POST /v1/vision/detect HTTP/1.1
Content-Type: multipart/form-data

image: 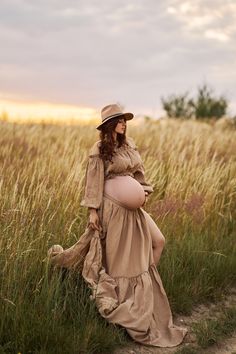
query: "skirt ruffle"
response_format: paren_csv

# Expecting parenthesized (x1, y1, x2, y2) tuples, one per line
(47, 193, 188, 347)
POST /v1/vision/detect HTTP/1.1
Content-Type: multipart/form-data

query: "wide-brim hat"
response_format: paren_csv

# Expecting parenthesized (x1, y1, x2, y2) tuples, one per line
(96, 103, 134, 130)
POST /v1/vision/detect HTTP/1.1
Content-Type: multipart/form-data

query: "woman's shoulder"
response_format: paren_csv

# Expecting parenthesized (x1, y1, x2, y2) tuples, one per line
(126, 136, 137, 149)
(89, 140, 102, 156)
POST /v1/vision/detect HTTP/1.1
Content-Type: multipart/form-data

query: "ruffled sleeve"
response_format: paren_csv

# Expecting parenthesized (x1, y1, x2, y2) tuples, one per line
(80, 141, 104, 209)
(133, 164, 154, 194)
(127, 136, 154, 195)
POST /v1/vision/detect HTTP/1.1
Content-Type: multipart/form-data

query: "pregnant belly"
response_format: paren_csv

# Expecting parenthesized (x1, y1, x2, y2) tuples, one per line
(104, 175, 146, 209)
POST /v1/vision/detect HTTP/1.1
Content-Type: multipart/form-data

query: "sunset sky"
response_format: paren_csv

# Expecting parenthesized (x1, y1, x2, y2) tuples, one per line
(0, 0, 236, 120)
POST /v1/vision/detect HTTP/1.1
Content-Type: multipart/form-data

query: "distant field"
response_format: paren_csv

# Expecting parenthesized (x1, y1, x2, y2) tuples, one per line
(0, 118, 235, 354)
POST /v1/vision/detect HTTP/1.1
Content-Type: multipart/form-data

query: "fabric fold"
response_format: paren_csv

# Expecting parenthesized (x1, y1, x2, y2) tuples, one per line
(80, 155, 104, 209)
(48, 136, 187, 347)
(48, 193, 188, 347)
(79, 136, 154, 212)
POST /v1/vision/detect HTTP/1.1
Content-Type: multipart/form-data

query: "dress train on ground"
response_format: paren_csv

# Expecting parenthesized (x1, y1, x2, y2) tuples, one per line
(48, 193, 188, 347)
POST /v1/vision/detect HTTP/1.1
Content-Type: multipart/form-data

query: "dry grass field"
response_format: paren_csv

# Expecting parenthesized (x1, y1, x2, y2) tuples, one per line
(0, 118, 235, 353)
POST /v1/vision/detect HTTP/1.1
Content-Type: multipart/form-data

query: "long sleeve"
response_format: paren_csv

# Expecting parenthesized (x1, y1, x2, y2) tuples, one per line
(127, 136, 154, 195)
(133, 163, 154, 195)
(80, 143, 104, 209)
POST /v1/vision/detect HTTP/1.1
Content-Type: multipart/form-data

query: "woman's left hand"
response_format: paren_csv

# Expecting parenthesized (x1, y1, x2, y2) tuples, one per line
(142, 191, 149, 206)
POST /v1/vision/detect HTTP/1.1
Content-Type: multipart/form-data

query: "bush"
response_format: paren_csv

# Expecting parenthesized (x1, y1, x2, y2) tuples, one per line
(161, 83, 228, 120)
(189, 84, 228, 120)
(161, 92, 193, 119)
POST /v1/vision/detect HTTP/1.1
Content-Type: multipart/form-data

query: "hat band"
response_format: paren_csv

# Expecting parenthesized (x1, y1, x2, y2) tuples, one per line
(101, 112, 126, 124)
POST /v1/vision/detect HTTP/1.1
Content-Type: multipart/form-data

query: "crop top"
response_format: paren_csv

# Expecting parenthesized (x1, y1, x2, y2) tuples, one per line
(80, 136, 154, 209)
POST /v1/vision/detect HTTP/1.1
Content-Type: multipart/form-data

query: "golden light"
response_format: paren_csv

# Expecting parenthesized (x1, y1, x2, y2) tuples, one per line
(0, 98, 100, 125)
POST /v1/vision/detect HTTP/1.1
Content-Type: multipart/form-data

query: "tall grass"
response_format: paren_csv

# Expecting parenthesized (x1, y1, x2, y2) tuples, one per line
(0, 118, 235, 353)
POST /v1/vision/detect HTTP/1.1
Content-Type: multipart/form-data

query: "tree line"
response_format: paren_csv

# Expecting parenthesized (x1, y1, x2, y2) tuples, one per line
(161, 83, 232, 121)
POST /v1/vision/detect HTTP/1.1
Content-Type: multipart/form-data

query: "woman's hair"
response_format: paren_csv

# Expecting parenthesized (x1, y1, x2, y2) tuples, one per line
(98, 116, 128, 163)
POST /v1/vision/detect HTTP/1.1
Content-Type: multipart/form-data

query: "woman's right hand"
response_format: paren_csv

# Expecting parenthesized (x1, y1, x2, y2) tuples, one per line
(88, 209, 102, 232)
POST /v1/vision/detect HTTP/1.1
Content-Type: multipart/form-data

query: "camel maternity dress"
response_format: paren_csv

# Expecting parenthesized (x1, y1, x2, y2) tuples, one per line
(48, 136, 188, 347)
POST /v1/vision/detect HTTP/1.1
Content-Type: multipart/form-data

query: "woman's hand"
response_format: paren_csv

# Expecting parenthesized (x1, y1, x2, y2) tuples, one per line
(141, 191, 149, 207)
(88, 208, 103, 232)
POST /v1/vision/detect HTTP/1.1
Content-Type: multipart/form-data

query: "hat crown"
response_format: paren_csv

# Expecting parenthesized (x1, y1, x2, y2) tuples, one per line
(101, 104, 124, 121)
(96, 103, 133, 130)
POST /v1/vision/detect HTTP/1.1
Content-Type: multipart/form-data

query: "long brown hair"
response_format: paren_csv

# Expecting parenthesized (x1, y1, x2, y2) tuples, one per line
(98, 116, 128, 163)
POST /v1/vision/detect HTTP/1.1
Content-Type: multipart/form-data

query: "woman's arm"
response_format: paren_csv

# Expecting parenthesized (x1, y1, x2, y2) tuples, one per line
(80, 142, 104, 232)
(88, 207, 102, 232)
(127, 136, 154, 195)
(133, 165, 154, 195)
(80, 141, 105, 210)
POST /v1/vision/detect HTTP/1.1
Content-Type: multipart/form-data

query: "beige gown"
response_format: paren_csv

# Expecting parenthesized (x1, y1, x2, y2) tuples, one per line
(48, 136, 188, 347)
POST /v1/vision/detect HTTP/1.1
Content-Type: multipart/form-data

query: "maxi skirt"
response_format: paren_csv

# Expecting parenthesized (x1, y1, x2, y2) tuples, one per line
(48, 192, 188, 347)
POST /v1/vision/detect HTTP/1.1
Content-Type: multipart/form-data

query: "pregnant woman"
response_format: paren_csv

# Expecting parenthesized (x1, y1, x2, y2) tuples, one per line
(48, 104, 188, 347)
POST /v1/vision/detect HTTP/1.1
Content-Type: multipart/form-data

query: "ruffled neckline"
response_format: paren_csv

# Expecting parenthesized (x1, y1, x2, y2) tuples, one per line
(114, 141, 132, 152)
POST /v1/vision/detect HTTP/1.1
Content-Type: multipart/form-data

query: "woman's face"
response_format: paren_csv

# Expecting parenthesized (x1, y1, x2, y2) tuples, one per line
(114, 117, 126, 134)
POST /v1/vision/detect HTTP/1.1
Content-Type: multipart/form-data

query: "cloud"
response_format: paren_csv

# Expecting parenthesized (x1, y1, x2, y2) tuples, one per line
(0, 0, 235, 116)
(167, 0, 236, 42)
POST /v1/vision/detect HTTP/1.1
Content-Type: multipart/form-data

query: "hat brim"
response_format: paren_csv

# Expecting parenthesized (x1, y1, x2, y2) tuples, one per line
(96, 112, 133, 130)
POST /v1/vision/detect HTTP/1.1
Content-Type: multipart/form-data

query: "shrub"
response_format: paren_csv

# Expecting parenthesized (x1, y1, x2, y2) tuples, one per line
(161, 83, 228, 120)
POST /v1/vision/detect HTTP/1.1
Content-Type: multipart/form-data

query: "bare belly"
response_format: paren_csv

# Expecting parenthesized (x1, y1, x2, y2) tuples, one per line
(104, 175, 146, 209)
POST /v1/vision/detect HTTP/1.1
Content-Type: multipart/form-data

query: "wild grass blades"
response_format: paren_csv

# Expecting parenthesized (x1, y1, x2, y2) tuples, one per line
(192, 306, 236, 349)
(0, 118, 235, 353)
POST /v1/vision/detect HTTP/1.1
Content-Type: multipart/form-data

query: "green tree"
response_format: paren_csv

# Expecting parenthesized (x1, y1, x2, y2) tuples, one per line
(161, 92, 193, 119)
(189, 84, 228, 120)
(161, 83, 228, 120)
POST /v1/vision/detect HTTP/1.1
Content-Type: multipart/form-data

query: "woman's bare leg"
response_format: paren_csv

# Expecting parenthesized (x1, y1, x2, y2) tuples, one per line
(143, 210, 165, 266)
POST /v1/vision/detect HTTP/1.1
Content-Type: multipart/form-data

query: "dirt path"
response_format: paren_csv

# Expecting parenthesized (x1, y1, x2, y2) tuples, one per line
(114, 288, 236, 354)
(203, 332, 236, 354)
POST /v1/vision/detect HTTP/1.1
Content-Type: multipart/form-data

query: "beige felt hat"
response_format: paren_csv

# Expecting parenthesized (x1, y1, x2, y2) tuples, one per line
(96, 103, 134, 130)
